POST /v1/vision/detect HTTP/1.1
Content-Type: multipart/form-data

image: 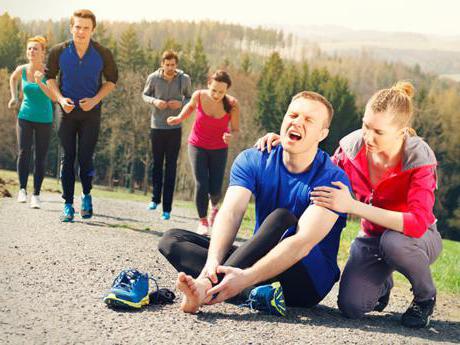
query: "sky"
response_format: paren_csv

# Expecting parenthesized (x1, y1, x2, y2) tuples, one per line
(1, 0, 458, 36)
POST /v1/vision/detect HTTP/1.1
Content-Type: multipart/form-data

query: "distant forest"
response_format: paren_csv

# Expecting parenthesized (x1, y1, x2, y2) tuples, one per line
(0, 12, 458, 240)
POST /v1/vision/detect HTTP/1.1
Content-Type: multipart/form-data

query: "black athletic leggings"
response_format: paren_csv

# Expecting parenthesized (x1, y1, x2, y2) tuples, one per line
(17, 119, 52, 195)
(57, 107, 101, 204)
(158, 208, 322, 308)
(188, 144, 228, 218)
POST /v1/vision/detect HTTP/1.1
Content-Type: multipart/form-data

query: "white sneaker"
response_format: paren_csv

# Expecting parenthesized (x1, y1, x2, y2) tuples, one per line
(30, 195, 41, 209)
(17, 188, 27, 203)
(196, 219, 210, 236)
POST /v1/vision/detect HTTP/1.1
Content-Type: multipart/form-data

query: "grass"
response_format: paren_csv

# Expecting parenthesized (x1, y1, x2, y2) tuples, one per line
(1, 168, 459, 295)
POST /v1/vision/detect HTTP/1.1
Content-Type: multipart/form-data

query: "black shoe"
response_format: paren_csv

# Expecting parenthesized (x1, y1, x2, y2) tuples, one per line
(374, 291, 390, 312)
(401, 297, 436, 328)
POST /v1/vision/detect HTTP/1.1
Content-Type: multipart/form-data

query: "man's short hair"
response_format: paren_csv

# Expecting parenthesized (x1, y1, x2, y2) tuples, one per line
(71, 9, 97, 29)
(162, 50, 179, 64)
(292, 91, 334, 128)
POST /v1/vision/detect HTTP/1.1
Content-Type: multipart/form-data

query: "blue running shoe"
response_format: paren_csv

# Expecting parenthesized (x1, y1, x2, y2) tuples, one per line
(103, 269, 156, 309)
(161, 212, 170, 220)
(244, 281, 286, 316)
(60, 203, 75, 222)
(80, 194, 93, 219)
(147, 201, 158, 210)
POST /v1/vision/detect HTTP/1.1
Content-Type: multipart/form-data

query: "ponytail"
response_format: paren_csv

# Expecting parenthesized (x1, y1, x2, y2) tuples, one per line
(406, 127, 417, 137)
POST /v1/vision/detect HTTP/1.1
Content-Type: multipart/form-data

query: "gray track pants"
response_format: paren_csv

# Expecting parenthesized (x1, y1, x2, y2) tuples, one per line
(338, 224, 442, 318)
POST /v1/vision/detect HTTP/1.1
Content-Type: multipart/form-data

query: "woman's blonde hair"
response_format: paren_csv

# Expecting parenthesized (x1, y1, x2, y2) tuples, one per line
(366, 81, 417, 136)
(27, 35, 47, 51)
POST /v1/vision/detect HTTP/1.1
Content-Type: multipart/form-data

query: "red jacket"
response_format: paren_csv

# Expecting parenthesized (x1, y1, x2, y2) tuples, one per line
(332, 130, 437, 238)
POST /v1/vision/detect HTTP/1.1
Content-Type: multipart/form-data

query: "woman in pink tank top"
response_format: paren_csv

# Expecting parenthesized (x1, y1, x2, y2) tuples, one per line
(167, 70, 240, 235)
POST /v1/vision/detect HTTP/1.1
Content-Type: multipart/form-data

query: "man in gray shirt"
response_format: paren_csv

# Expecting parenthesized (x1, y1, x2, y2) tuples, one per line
(142, 50, 192, 220)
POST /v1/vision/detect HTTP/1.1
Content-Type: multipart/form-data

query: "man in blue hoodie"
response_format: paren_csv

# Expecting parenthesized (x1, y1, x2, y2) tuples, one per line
(142, 50, 192, 220)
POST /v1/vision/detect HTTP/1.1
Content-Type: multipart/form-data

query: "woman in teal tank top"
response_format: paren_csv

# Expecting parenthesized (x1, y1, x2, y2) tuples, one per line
(8, 36, 56, 209)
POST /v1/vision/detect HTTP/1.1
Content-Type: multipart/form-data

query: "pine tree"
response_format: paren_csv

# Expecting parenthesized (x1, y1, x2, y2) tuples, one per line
(179, 41, 193, 76)
(299, 62, 310, 90)
(93, 22, 110, 46)
(190, 37, 209, 87)
(275, 63, 301, 129)
(256, 52, 284, 132)
(118, 25, 145, 71)
(319, 75, 359, 154)
(240, 54, 251, 74)
(161, 37, 182, 53)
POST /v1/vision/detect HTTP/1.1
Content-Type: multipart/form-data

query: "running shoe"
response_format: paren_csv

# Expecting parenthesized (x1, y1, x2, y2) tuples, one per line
(401, 296, 436, 328)
(147, 201, 158, 210)
(196, 218, 210, 236)
(30, 195, 41, 209)
(17, 188, 27, 203)
(244, 281, 286, 316)
(80, 193, 93, 219)
(103, 269, 155, 309)
(161, 212, 170, 220)
(60, 203, 75, 222)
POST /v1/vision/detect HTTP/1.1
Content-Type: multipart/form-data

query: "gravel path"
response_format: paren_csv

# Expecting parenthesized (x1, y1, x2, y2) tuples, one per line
(1, 193, 459, 345)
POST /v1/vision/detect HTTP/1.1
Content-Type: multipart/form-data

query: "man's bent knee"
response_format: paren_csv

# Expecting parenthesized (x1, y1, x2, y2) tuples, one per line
(158, 229, 186, 258)
(267, 208, 297, 226)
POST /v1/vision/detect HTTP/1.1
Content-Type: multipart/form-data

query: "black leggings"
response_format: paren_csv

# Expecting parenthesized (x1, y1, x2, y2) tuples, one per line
(17, 119, 52, 195)
(188, 144, 228, 218)
(158, 208, 322, 308)
(151, 128, 181, 213)
(57, 107, 101, 204)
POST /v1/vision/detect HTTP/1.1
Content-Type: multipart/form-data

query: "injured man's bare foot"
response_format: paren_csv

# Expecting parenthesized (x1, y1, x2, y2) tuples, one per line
(176, 272, 213, 313)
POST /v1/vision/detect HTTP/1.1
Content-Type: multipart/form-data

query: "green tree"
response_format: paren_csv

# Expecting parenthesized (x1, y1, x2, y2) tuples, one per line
(319, 75, 359, 154)
(275, 63, 301, 130)
(299, 62, 310, 89)
(190, 37, 209, 87)
(161, 37, 182, 53)
(93, 21, 118, 59)
(0, 68, 17, 168)
(256, 52, 284, 132)
(240, 54, 251, 74)
(179, 41, 193, 76)
(0, 13, 22, 71)
(118, 25, 145, 71)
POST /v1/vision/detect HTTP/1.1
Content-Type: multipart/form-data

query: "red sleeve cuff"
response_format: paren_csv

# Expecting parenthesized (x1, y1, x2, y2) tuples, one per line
(403, 212, 427, 238)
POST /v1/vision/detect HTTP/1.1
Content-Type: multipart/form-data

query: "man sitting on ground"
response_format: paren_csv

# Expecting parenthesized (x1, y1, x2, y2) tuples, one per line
(158, 91, 351, 315)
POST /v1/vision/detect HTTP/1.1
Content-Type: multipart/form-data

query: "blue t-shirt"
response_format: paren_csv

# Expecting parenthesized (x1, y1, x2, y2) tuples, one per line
(229, 146, 351, 297)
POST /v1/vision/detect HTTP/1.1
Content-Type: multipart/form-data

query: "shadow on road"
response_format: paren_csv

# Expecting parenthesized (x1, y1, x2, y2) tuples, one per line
(196, 305, 460, 343)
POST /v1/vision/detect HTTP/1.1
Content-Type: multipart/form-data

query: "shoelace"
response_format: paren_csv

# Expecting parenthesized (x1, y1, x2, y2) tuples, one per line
(112, 269, 144, 290)
(408, 303, 423, 317)
(239, 294, 260, 313)
(149, 275, 159, 294)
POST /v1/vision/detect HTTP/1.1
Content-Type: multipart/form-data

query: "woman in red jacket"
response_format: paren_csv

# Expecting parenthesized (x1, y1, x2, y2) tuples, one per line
(258, 81, 442, 328)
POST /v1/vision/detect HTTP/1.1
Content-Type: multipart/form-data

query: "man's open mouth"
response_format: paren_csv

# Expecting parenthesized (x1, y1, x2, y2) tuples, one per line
(288, 130, 302, 141)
